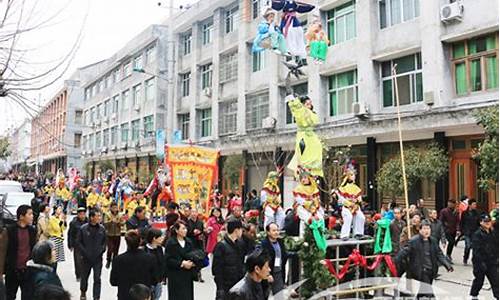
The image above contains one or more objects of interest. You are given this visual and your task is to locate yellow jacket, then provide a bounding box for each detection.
[47,216,66,239]
[87,193,100,208]
[55,187,71,201]
[99,196,112,213]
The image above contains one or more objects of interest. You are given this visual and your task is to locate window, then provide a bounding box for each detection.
[181,73,191,97]
[327,1,356,45]
[145,78,155,103]
[85,88,90,101]
[246,93,269,129]
[452,34,498,96]
[91,85,97,97]
[183,33,192,55]
[74,133,81,148]
[123,61,132,79]
[329,70,358,116]
[82,135,87,150]
[96,131,102,149]
[105,74,112,89]
[103,100,110,117]
[121,123,129,143]
[199,109,212,138]
[286,83,308,124]
[225,6,239,33]
[89,133,95,150]
[110,126,118,145]
[84,110,89,125]
[90,107,96,123]
[143,115,154,137]
[252,51,266,72]
[122,90,130,112]
[133,84,142,106]
[75,110,83,124]
[97,104,103,120]
[220,52,238,83]
[103,129,109,147]
[202,21,214,45]
[146,46,156,65]
[379,0,420,29]
[112,95,119,114]
[131,119,140,141]
[201,64,213,89]
[382,53,423,107]
[219,100,238,135]
[113,69,120,83]
[253,0,266,19]
[98,80,104,93]
[179,114,190,140]
[133,55,143,70]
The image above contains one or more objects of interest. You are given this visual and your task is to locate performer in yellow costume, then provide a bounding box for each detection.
[287,95,323,178]
[86,188,100,210]
[335,161,365,240]
[261,171,285,229]
[293,169,323,236]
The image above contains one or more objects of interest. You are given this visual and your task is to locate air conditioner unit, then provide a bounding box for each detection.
[352,102,368,117]
[424,91,435,106]
[121,143,128,150]
[203,87,212,97]
[440,1,464,23]
[262,116,276,129]
[133,104,141,111]
[110,145,117,151]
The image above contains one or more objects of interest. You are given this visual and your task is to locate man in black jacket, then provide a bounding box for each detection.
[68,207,88,281]
[110,230,156,300]
[227,249,271,300]
[470,214,498,299]
[125,206,150,240]
[396,220,453,298]
[76,209,106,300]
[259,222,288,298]
[389,208,405,255]
[460,199,480,265]
[5,205,36,300]
[212,218,246,300]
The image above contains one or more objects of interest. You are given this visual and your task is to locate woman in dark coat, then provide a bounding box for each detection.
[165,221,196,300]
[24,241,63,299]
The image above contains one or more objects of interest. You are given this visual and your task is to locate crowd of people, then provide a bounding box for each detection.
[0,170,498,300]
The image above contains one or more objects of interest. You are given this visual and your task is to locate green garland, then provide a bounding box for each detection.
[299,226,336,299]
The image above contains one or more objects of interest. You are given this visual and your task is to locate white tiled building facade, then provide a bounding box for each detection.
[166,0,498,210]
[78,0,497,210]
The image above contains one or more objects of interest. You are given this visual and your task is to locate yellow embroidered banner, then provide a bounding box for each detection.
[166,145,219,215]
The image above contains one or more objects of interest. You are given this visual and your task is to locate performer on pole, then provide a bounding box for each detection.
[261,171,285,229]
[335,161,365,240]
[144,167,172,216]
[271,0,315,64]
[286,94,323,178]
[293,168,323,237]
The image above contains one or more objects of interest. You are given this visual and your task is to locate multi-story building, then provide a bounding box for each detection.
[7,119,31,171]
[166,0,498,211]
[30,63,105,174]
[81,25,170,182]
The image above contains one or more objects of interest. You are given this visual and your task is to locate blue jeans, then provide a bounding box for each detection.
[151,283,162,300]
[464,235,472,262]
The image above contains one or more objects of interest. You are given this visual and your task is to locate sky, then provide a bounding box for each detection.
[1,0,190,134]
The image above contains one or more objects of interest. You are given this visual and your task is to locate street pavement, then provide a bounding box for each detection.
[22,226,495,300]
